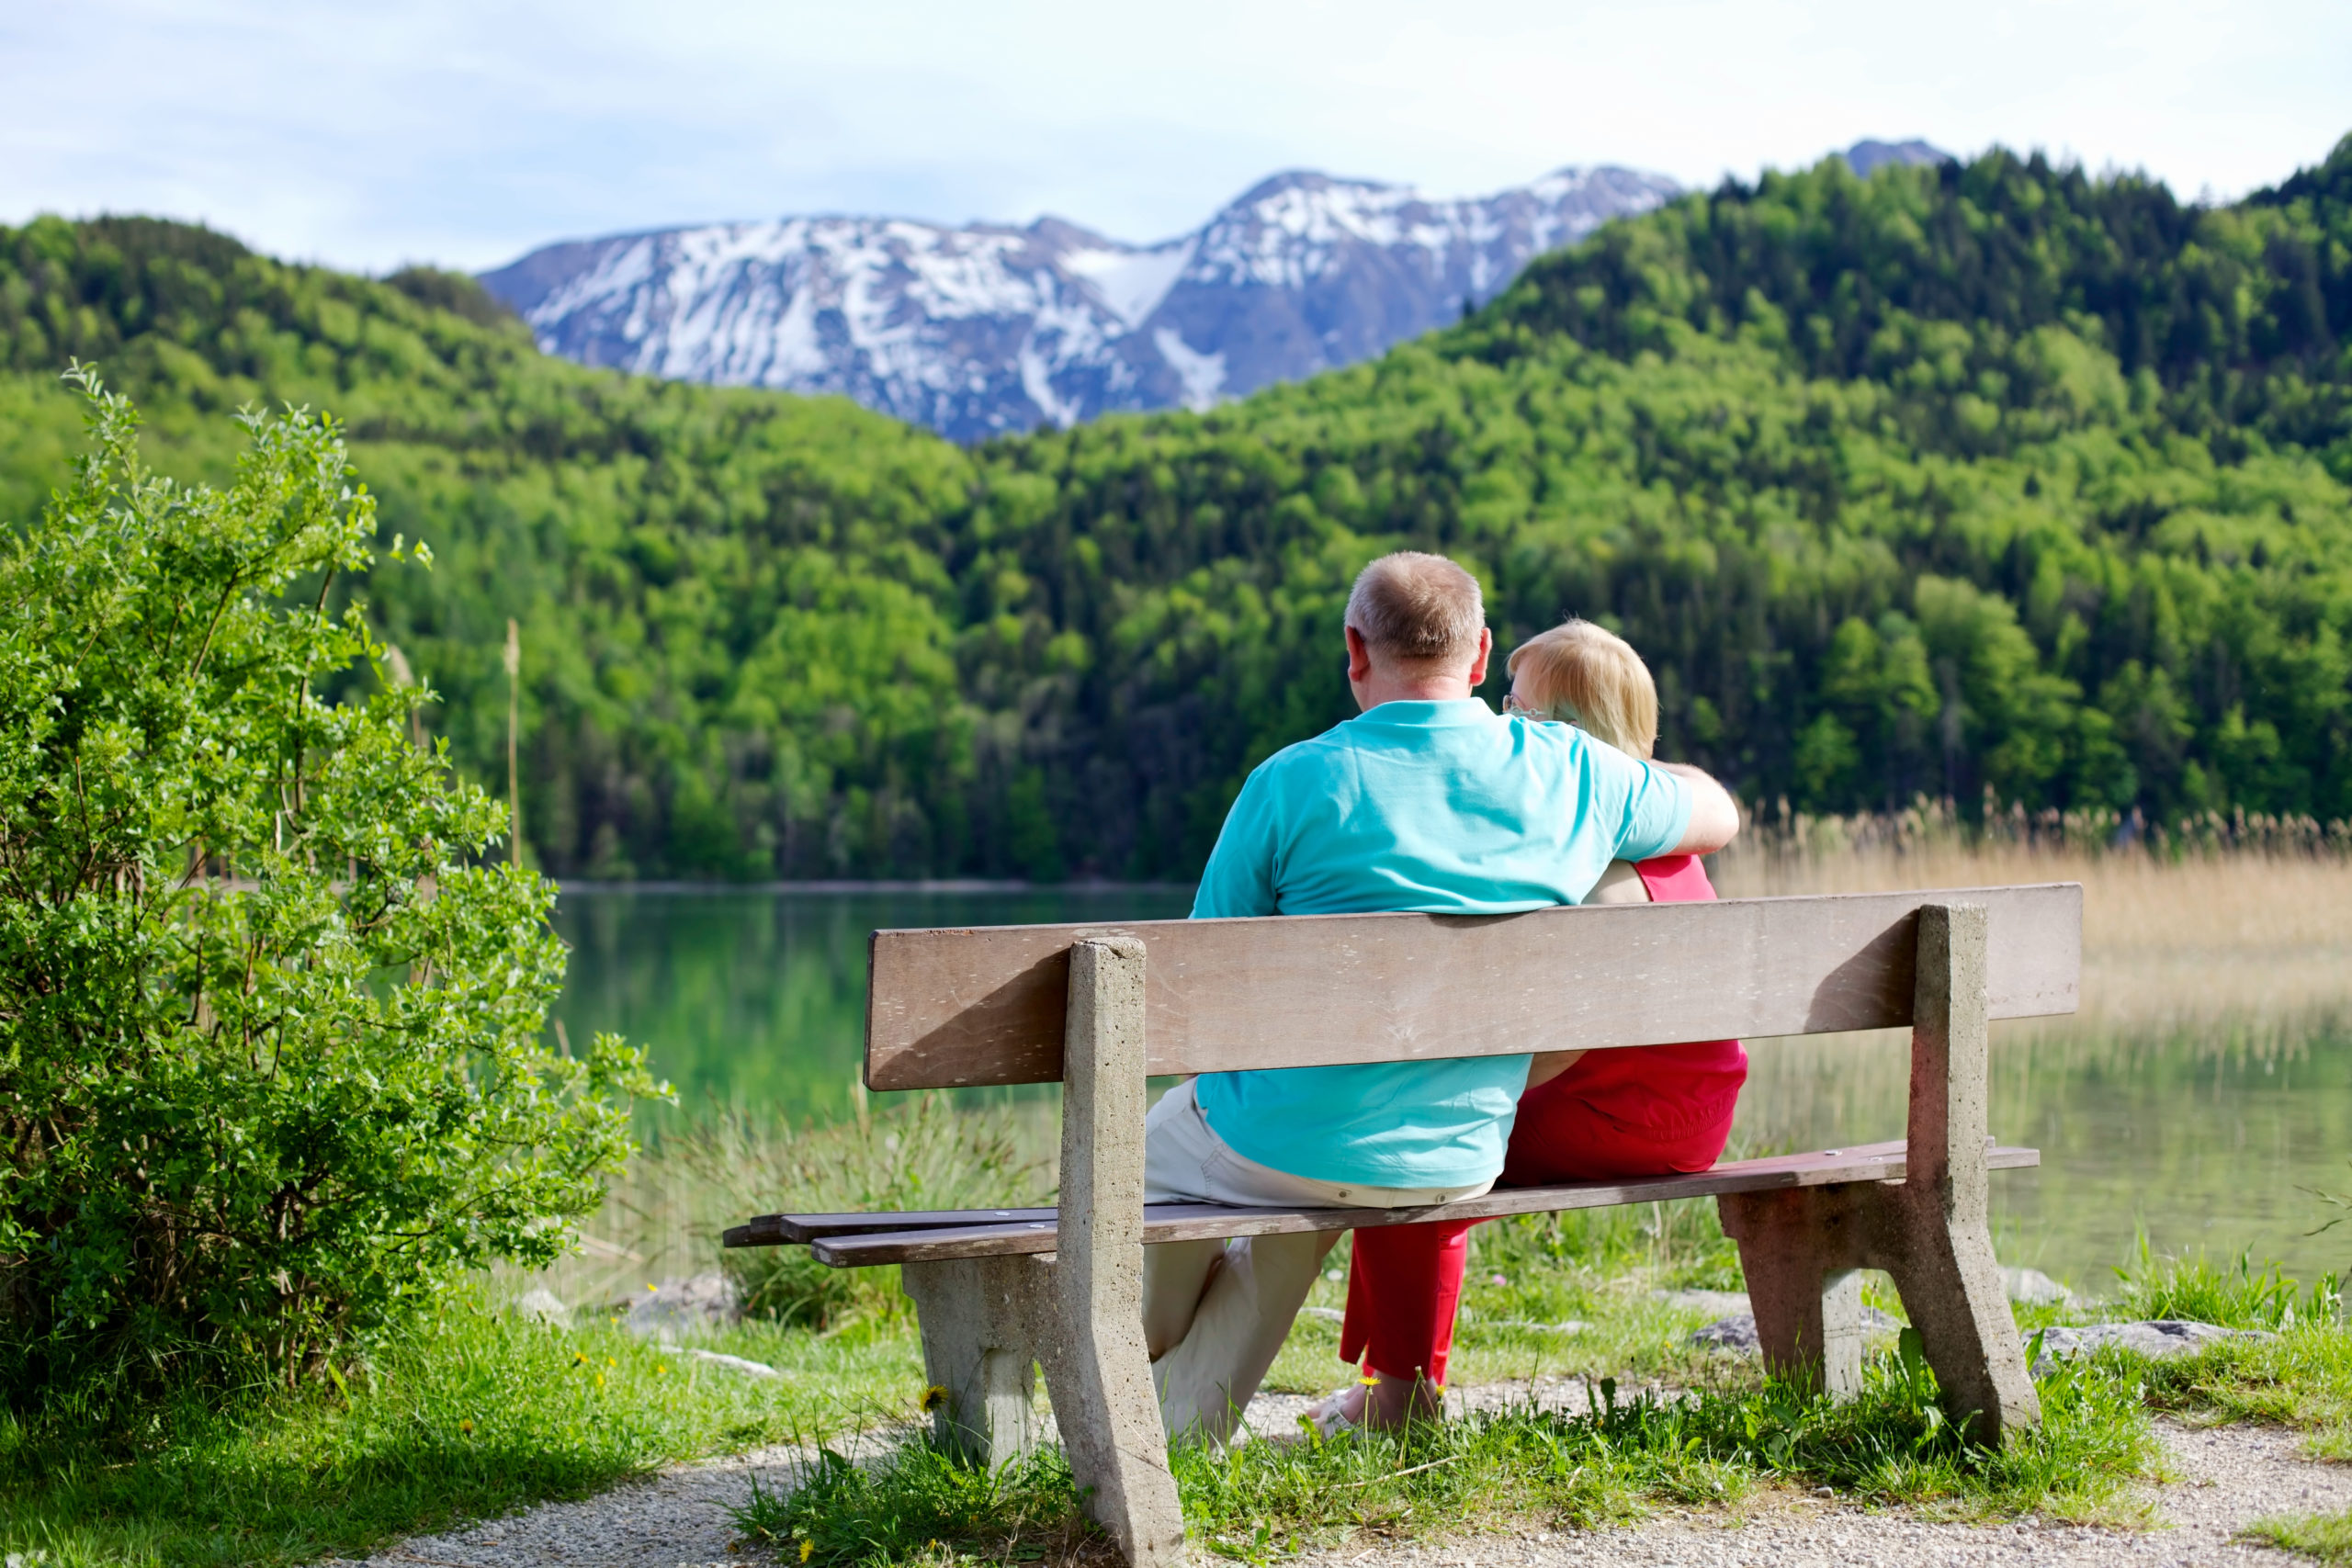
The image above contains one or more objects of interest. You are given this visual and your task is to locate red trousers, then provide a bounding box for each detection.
[1338,855,1748,1387]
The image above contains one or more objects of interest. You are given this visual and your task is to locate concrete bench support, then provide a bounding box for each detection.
[1041,938,1188,1565]
[901,1253,1046,1466]
[899,941,1184,1562]
[1718,904,2041,1444]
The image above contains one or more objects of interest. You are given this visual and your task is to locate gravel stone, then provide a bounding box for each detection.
[510,1289,569,1324]
[668,1346,780,1379]
[1653,1289,1754,1316]
[1688,1307,1903,1353]
[2002,1268,2075,1305]
[615,1272,741,1337]
[2032,1321,2274,1374]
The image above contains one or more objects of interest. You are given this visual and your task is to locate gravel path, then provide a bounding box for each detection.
[349,1391,2350,1568]
[348,1440,820,1568]
[1303,1421,2352,1567]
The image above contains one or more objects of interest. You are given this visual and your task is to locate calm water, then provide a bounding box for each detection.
[548,887,2352,1291]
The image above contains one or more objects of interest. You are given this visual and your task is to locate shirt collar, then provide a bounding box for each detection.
[1346,698,1498,729]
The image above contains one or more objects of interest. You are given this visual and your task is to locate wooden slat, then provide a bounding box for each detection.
[808,1142,2043,1266]
[725,1207,1055,1248]
[865,884,2082,1090]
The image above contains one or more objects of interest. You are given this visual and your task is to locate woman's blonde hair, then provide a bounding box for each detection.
[1505,619,1658,759]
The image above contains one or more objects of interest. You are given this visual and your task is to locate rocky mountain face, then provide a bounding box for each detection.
[1842,139,1956,177]
[478,165,1681,440]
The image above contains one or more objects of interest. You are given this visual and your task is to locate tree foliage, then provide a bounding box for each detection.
[1,137,2347,880]
[0,373,655,1399]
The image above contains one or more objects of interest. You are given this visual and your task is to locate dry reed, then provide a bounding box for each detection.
[1715,801,2352,1033]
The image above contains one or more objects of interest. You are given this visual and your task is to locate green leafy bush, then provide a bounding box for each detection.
[0,371,659,1402]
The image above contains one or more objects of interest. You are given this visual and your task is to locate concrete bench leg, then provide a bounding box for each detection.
[902,1255,1048,1466]
[1044,937,1187,1566]
[1872,902,2040,1444]
[1719,905,2041,1447]
[1719,1183,1868,1398]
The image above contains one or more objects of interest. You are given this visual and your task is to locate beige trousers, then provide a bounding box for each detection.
[1139,1080,1494,1445]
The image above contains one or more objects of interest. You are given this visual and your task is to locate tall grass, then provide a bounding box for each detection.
[515,1094,1055,1323]
[652,1094,1053,1327]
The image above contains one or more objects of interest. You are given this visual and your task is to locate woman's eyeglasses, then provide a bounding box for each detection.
[1502,693,1575,727]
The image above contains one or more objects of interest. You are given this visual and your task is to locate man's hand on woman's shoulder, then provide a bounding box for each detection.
[1656,761,1741,856]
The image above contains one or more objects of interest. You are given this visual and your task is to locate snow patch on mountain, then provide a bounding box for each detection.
[1064,240,1194,329]
[1153,329,1227,412]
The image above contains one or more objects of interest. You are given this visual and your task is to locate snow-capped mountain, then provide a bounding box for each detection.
[479,165,1680,440]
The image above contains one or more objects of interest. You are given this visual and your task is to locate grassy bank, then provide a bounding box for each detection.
[11,839,2352,1565]
[0,1290,923,1568]
[740,1348,2165,1567]
[9,1127,2348,1566]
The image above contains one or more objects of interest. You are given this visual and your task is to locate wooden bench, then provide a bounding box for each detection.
[727,886,2081,1566]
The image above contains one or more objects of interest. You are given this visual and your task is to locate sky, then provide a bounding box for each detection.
[3,0,2348,275]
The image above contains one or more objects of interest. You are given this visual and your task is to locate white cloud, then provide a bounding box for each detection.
[1,0,2346,272]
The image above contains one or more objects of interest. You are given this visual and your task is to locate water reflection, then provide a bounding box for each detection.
[1738,1017,2352,1286]
[547,887,2352,1291]
[548,887,1193,1122]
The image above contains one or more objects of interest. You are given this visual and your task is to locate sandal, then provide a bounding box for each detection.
[1304,1379,1372,1439]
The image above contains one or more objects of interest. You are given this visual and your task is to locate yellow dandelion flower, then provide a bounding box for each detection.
[656,1363,669,1375]
[799,1541,814,1563]
[918,1383,950,1414]
[596,1372,605,1388]
[459,1419,474,1435]
[605,1357,616,1368]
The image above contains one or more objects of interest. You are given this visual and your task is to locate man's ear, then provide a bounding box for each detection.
[1345,624,1375,685]
[1464,626,1494,689]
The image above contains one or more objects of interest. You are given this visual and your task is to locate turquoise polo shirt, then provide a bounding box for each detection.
[1188,699,1694,1189]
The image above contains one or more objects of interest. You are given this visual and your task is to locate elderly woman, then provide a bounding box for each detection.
[1314,619,1750,1433]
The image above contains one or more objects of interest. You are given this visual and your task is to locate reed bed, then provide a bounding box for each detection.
[1716,801,2352,1033]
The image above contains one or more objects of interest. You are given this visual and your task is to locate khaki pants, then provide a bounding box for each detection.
[1139,1080,1493,1445]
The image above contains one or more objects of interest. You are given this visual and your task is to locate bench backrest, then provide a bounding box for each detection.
[864,883,2082,1091]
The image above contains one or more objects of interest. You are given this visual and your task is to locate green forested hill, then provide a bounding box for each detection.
[4,138,2348,879]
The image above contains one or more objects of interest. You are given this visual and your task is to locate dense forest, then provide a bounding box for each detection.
[3,133,2347,879]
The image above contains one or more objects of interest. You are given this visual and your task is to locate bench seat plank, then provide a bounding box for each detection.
[866,885,2081,1090]
[728,1207,1055,1247]
[808,1141,2041,1266]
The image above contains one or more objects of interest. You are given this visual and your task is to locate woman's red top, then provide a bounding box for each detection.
[1497,852,1749,1185]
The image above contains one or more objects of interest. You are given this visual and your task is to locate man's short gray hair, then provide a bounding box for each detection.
[1345,551,1487,667]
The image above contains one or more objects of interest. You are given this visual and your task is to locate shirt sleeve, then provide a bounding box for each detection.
[1190,761,1283,919]
[1578,738,1694,863]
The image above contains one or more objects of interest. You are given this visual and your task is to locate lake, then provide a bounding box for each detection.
[548,886,2352,1292]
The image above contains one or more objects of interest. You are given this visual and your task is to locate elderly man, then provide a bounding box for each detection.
[1141,550,1739,1442]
